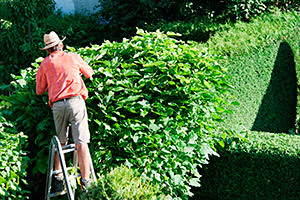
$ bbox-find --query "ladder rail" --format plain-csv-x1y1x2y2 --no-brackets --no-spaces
45,142,55,200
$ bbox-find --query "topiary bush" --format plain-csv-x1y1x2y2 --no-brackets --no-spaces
0,29,234,199
0,115,30,199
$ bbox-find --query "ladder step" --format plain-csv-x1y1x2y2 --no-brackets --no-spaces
62,148,76,154
54,147,76,154
69,174,81,179
53,167,75,175
62,144,75,149
49,190,67,197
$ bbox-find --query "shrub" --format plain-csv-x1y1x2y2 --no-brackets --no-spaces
0,65,55,198
0,115,30,199
80,165,166,199
71,29,232,199
0,29,233,199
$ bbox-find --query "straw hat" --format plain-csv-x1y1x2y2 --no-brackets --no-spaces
41,31,66,50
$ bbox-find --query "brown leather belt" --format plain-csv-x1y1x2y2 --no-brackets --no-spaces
55,96,81,103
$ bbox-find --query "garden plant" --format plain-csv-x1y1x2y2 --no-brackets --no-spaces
0,28,234,199
2,0,300,199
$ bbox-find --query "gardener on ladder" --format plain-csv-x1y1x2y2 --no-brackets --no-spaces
36,31,94,193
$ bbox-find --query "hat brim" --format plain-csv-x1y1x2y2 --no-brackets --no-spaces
40,37,66,50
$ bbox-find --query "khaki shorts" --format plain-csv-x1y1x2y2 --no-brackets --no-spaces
52,96,90,144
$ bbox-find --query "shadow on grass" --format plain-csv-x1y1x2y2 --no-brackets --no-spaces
251,41,297,133
192,149,300,200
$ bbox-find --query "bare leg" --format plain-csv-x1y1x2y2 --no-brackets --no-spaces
76,143,90,179
54,143,66,175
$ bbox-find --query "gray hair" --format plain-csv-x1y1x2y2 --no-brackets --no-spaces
47,42,63,53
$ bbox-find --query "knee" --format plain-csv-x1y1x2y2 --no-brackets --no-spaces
75,143,88,152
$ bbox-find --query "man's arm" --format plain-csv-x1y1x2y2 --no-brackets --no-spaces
74,54,94,78
36,67,48,95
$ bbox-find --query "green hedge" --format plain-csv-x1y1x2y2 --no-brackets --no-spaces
193,132,300,199
199,10,300,133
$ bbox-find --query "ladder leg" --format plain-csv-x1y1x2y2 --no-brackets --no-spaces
88,149,97,185
53,136,75,200
71,149,78,197
45,140,55,200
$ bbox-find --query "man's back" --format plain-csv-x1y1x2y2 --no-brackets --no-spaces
36,51,93,107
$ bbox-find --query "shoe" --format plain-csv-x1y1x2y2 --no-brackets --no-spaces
80,178,91,193
54,174,66,194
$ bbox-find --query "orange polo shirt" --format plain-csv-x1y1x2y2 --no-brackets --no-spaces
36,51,94,107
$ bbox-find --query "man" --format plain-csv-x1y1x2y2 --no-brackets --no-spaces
36,31,94,193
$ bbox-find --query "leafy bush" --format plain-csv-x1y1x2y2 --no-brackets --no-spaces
0,65,55,198
1,29,233,199
70,29,232,199
80,165,166,199
0,115,30,199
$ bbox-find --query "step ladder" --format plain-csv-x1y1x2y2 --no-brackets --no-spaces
45,135,97,200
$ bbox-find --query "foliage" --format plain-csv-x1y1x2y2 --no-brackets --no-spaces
69,29,232,199
96,0,197,41
0,0,56,86
0,115,30,199
225,0,267,22
40,11,105,48
80,165,166,199
1,29,233,199
145,17,221,42
95,0,300,43
0,65,55,198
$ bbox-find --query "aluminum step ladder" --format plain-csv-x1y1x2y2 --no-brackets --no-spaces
45,135,97,200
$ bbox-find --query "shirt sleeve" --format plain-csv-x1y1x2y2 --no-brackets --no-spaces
73,53,94,78
36,65,48,95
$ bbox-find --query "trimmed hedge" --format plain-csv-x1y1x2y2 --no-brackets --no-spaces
200,10,300,133
193,132,300,199
192,10,300,200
